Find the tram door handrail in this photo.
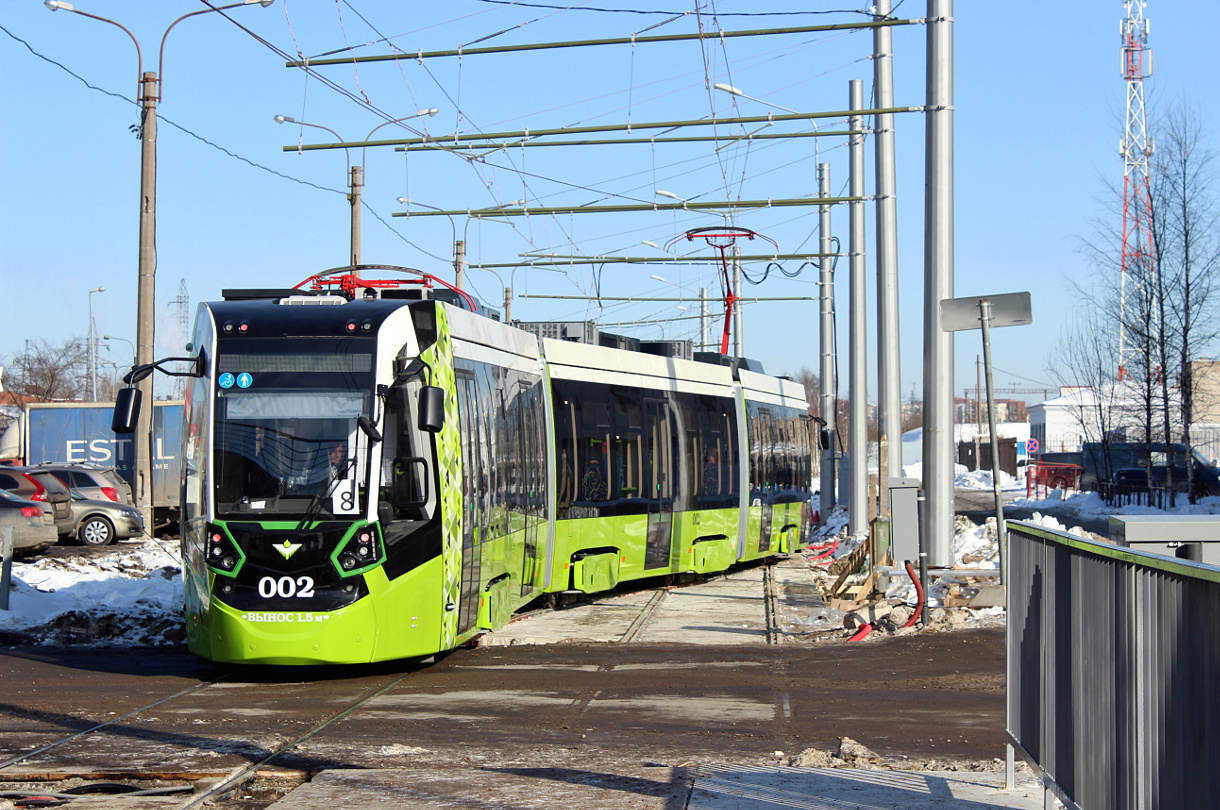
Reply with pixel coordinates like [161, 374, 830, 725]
[1006, 520, 1220, 810]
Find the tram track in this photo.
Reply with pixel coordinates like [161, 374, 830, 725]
[0, 659, 428, 807]
[0, 675, 233, 774]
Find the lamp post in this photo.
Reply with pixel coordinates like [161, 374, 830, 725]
[713, 83, 799, 115]
[397, 197, 521, 292]
[656, 190, 742, 355]
[277, 110, 439, 270]
[649, 274, 710, 350]
[46, 0, 274, 532]
[102, 335, 136, 368]
[88, 286, 105, 401]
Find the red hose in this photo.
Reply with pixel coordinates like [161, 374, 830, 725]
[805, 536, 839, 561]
[848, 623, 873, 642]
[902, 561, 924, 629]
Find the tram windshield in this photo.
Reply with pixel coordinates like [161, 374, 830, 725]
[212, 340, 375, 518]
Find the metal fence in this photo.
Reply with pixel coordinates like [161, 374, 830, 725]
[1006, 520, 1220, 809]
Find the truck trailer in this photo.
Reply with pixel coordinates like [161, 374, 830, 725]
[0, 401, 184, 527]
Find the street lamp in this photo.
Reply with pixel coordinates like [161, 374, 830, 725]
[88, 286, 105, 401]
[655, 189, 739, 354]
[47, 0, 275, 532]
[396, 196, 520, 291]
[713, 83, 799, 115]
[714, 83, 818, 161]
[649, 275, 710, 350]
[277, 109, 439, 270]
[102, 335, 136, 368]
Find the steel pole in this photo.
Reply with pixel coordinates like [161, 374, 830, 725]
[732, 245, 743, 357]
[848, 80, 868, 534]
[454, 239, 466, 290]
[699, 287, 709, 351]
[504, 287, 512, 322]
[350, 165, 363, 272]
[922, 0, 954, 566]
[874, 0, 903, 507]
[135, 70, 157, 536]
[88, 295, 96, 401]
[818, 163, 837, 523]
[978, 300, 1008, 585]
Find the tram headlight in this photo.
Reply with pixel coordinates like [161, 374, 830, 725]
[333, 525, 383, 576]
[205, 524, 244, 576]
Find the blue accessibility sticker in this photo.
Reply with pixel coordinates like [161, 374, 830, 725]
[219, 373, 235, 389]
[237, 373, 253, 389]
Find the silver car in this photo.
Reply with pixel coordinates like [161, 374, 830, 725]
[0, 489, 57, 554]
[66, 490, 145, 546]
[31, 463, 134, 505]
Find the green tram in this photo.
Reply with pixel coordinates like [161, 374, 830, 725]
[153, 269, 811, 664]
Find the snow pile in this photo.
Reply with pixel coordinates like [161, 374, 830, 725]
[0, 540, 184, 648]
[953, 467, 1025, 491]
[901, 462, 969, 481]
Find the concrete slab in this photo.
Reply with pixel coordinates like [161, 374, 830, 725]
[265, 766, 1049, 809]
[635, 569, 768, 643]
[688, 765, 1048, 809]
[265, 766, 690, 809]
[483, 565, 774, 647]
[479, 589, 651, 645]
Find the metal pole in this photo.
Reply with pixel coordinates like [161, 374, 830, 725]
[874, 0, 902, 509]
[349, 165, 363, 272]
[699, 287, 709, 351]
[922, 0, 954, 566]
[979, 300, 1008, 585]
[818, 163, 837, 524]
[135, 70, 157, 536]
[847, 80, 868, 534]
[504, 286, 513, 322]
[88, 293, 96, 402]
[732, 245, 743, 357]
[454, 239, 466, 290]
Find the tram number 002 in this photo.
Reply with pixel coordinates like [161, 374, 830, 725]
[258, 576, 316, 599]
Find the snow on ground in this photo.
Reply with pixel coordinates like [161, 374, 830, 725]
[5, 485, 1220, 649]
[0, 539, 184, 648]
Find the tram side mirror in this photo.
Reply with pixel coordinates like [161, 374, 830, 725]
[358, 415, 383, 443]
[819, 429, 831, 451]
[112, 387, 141, 434]
[418, 386, 445, 433]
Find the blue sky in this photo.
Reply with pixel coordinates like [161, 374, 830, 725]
[2, 1, 1214, 405]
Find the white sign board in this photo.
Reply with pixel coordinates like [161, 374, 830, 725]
[939, 291, 1032, 332]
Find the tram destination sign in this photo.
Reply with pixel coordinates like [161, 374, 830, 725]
[939, 291, 1032, 332]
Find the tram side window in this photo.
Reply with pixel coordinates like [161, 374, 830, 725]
[554, 379, 653, 516]
[384, 381, 433, 520]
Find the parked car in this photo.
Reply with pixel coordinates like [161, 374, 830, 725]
[0, 468, 74, 539]
[31, 463, 133, 505]
[1082, 442, 1220, 497]
[65, 490, 145, 546]
[0, 489, 57, 555]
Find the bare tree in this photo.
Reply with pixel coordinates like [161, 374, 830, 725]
[1055, 103, 1220, 500]
[1150, 105, 1220, 499]
[1, 338, 88, 402]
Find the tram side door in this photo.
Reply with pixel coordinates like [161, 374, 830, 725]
[518, 388, 540, 595]
[456, 374, 482, 636]
[757, 411, 774, 553]
[644, 398, 675, 570]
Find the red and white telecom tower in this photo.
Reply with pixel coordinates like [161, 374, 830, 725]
[1118, 0, 1155, 380]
